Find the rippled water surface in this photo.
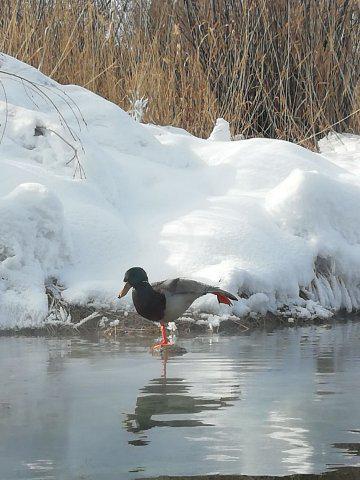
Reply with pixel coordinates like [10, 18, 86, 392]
[1, 320, 360, 479]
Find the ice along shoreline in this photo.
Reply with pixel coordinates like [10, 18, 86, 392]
[0, 304, 358, 338]
[144, 467, 360, 480]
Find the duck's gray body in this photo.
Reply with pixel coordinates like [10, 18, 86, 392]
[132, 277, 237, 323]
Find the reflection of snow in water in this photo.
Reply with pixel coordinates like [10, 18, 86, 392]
[1, 320, 360, 479]
[185, 436, 217, 442]
[205, 454, 240, 462]
[168, 328, 359, 475]
[24, 459, 55, 478]
[268, 410, 314, 473]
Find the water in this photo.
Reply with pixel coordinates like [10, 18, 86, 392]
[0, 320, 360, 479]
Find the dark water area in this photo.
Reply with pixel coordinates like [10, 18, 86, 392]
[0, 320, 359, 480]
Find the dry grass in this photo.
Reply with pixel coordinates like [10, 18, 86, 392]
[0, 0, 359, 149]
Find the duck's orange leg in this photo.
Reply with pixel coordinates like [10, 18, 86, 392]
[152, 323, 174, 350]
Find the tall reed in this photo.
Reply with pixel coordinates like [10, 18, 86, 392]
[0, 0, 358, 149]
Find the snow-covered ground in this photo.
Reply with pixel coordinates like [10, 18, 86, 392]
[1, 53, 360, 329]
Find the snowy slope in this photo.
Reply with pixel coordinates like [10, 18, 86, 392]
[1, 53, 360, 329]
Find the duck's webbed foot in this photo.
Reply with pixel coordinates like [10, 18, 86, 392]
[151, 340, 174, 350]
[151, 323, 174, 350]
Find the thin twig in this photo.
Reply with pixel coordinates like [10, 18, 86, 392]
[0, 79, 8, 144]
[0, 70, 80, 141]
[45, 127, 86, 179]
[299, 108, 360, 145]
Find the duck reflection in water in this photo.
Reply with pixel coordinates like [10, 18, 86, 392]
[124, 352, 239, 445]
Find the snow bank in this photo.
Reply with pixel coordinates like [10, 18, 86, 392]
[0, 183, 71, 326]
[208, 118, 231, 141]
[0, 53, 360, 329]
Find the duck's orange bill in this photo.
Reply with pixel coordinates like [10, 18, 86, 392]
[118, 281, 131, 298]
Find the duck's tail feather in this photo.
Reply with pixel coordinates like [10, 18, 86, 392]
[209, 287, 238, 305]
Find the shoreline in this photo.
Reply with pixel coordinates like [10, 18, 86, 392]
[1, 306, 358, 338]
[144, 467, 360, 480]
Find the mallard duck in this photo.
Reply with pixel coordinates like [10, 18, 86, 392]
[118, 267, 238, 349]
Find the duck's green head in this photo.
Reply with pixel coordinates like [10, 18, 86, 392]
[118, 267, 148, 298]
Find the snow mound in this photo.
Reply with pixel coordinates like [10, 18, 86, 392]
[266, 169, 360, 250]
[266, 169, 360, 311]
[208, 118, 231, 141]
[0, 183, 71, 326]
[1, 53, 360, 328]
[318, 133, 360, 177]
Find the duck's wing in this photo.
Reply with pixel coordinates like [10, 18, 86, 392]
[152, 278, 238, 305]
